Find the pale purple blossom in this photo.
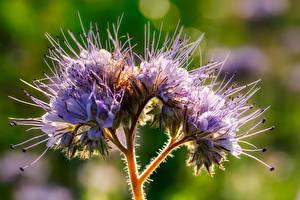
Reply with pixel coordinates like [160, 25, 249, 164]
[9, 19, 273, 176]
[184, 76, 274, 174]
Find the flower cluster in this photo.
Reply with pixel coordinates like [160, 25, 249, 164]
[9, 20, 273, 174]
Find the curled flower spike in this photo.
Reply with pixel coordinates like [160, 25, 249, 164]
[9, 16, 274, 200]
[9, 19, 128, 168]
[183, 74, 275, 175]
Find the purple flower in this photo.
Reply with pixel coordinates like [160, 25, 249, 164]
[9, 19, 273, 177]
[184, 79, 274, 175]
[136, 28, 206, 106]
[9, 23, 126, 170]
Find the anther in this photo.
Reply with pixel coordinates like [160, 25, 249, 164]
[23, 89, 30, 97]
[9, 121, 17, 127]
[262, 148, 267, 152]
[242, 152, 274, 171]
[22, 148, 27, 153]
[262, 118, 266, 123]
[10, 144, 15, 149]
[19, 147, 49, 172]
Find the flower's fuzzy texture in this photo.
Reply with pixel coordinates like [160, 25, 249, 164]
[9, 18, 273, 175]
[184, 76, 274, 175]
[9, 19, 130, 170]
[129, 26, 220, 135]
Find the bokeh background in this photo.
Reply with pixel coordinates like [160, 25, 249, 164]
[0, 0, 300, 199]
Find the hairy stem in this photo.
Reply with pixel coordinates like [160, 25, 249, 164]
[124, 98, 152, 200]
[126, 141, 144, 200]
[139, 139, 175, 183]
[122, 97, 193, 199]
[139, 136, 191, 183]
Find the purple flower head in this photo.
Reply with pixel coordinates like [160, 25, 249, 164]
[9, 21, 128, 170]
[8, 18, 274, 179]
[184, 76, 274, 175]
[137, 27, 203, 106]
[10, 77, 123, 166]
[133, 27, 219, 135]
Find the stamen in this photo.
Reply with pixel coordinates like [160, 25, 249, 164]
[21, 138, 50, 152]
[238, 107, 270, 128]
[241, 152, 275, 171]
[238, 118, 266, 137]
[238, 126, 275, 140]
[9, 117, 42, 122]
[238, 140, 258, 149]
[20, 79, 53, 98]
[8, 96, 41, 107]
[44, 59, 58, 77]
[68, 31, 84, 51]
[212, 53, 230, 88]
[60, 29, 80, 58]
[242, 148, 267, 152]
[239, 87, 260, 105]
[25, 127, 42, 132]
[10, 133, 48, 149]
[243, 79, 261, 98]
[95, 23, 102, 49]
[44, 33, 68, 58]
[22, 89, 50, 110]
[225, 79, 261, 98]
[9, 120, 43, 127]
[9, 121, 17, 127]
[236, 106, 254, 117]
[19, 147, 49, 171]
[216, 73, 235, 94]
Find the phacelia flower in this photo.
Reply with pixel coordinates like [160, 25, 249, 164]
[184, 77, 274, 175]
[9, 19, 273, 176]
[9, 22, 128, 170]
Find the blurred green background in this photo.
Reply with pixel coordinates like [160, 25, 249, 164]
[1, 0, 300, 199]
